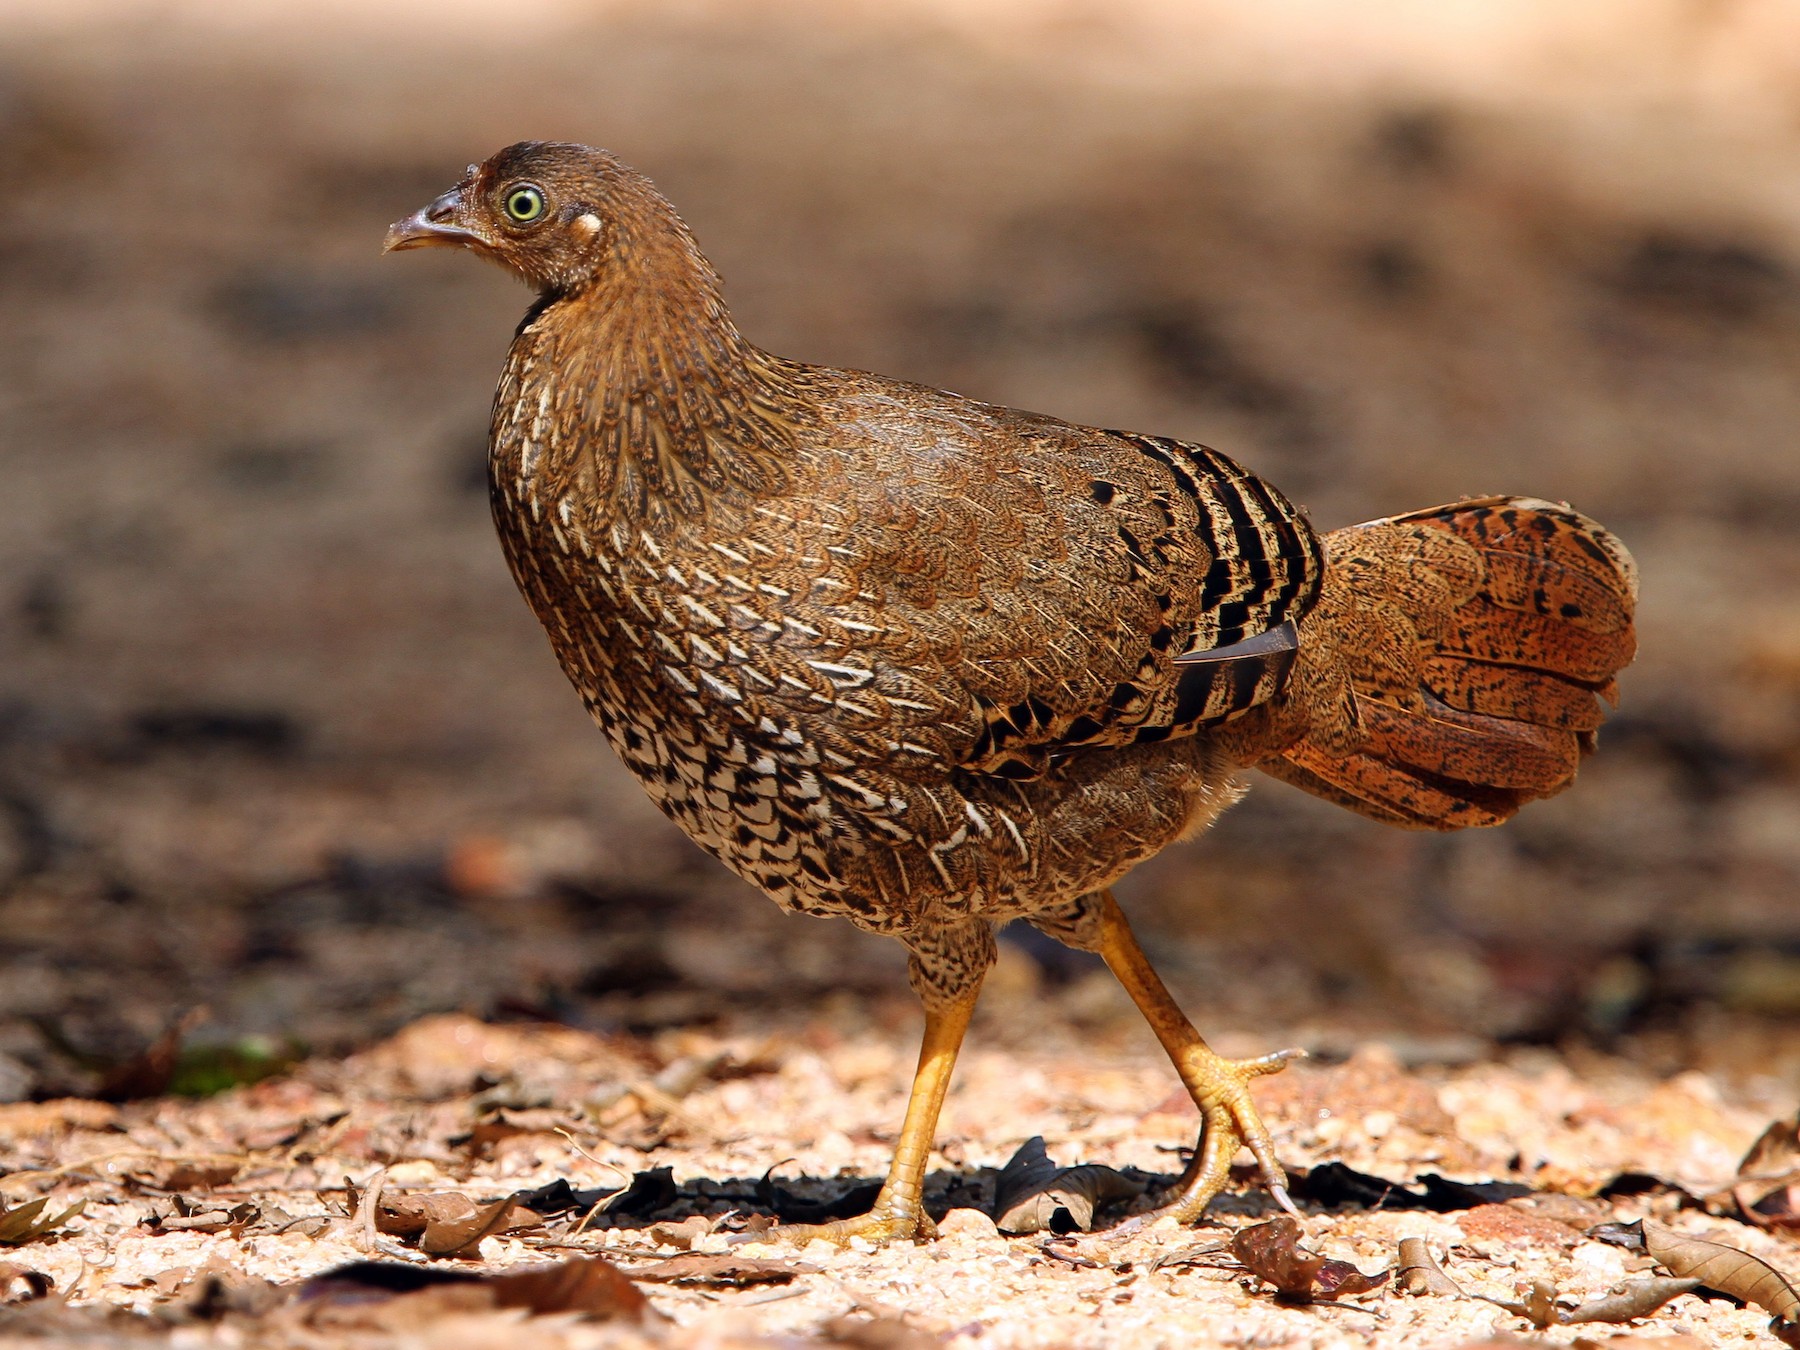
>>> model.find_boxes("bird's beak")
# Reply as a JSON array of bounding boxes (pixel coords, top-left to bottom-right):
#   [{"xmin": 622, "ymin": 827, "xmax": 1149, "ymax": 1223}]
[{"xmin": 383, "ymin": 188, "xmax": 480, "ymax": 253}]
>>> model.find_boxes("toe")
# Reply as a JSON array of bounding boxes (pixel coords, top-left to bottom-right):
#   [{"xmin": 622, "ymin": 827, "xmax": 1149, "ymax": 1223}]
[{"xmin": 766, "ymin": 1205, "xmax": 933, "ymax": 1247}]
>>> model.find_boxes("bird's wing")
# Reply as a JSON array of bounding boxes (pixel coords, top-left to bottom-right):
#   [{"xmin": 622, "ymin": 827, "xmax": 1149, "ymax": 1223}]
[{"xmin": 736, "ymin": 384, "xmax": 1325, "ymax": 782}]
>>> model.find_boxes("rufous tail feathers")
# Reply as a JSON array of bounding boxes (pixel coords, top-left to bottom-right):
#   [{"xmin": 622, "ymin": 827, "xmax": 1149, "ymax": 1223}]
[{"xmin": 1219, "ymin": 496, "xmax": 1638, "ymax": 829}]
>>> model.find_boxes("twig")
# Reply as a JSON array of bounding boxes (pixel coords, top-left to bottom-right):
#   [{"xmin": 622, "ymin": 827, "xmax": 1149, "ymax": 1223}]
[{"xmin": 352, "ymin": 1168, "xmax": 387, "ymax": 1254}]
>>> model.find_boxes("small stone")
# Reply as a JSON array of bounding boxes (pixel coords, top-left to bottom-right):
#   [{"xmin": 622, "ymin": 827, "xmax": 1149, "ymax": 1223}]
[
  {"xmin": 937, "ymin": 1207, "xmax": 1001, "ymax": 1240},
  {"xmin": 383, "ymin": 1160, "xmax": 439, "ymax": 1186}
]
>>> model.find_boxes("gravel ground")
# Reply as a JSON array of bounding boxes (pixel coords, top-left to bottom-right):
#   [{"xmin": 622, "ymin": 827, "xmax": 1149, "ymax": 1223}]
[{"xmin": 3, "ymin": 1004, "xmax": 1798, "ymax": 1347}]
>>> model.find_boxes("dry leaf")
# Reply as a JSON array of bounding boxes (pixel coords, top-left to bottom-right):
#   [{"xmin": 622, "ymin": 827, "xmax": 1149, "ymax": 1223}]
[
  {"xmin": 514, "ymin": 1178, "xmax": 588, "ymax": 1217},
  {"xmin": 1484, "ymin": 1274, "xmax": 1704, "ymax": 1330},
  {"xmin": 298, "ymin": 1256, "xmax": 654, "ymax": 1326},
  {"xmin": 1231, "ymin": 1217, "xmax": 1389, "ymax": 1302},
  {"xmin": 1730, "ymin": 1114, "xmax": 1800, "ymax": 1232},
  {"xmin": 1396, "ymin": 1237, "xmax": 1464, "ymax": 1296},
  {"xmin": 647, "ymin": 1214, "xmax": 717, "ymax": 1249},
  {"xmin": 1592, "ymin": 1219, "xmax": 1800, "ymax": 1338},
  {"xmin": 1486, "ymin": 1278, "xmax": 1562, "ymax": 1329},
  {"xmin": 1411, "ymin": 1223, "xmax": 1707, "ymax": 1333},
  {"xmin": 147, "ymin": 1198, "xmax": 260, "ymax": 1234},
  {"xmin": 151, "ymin": 1260, "xmax": 282, "ymax": 1323},
  {"xmin": 632, "ymin": 1252, "xmax": 815, "ymax": 1287},
  {"xmin": 353, "ymin": 1187, "xmax": 541, "ymax": 1258},
  {"xmin": 1739, "ymin": 1114, "xmax": 1800, "ymax": 1177},
  {"xmin": 594, "ymin": 1166, "xmax": 678, "ymax": 1221},
  {"xmin": 759, "ymin": 1164, "xmax": 881, "ymax": 1225},
  {"xmin": 992, "ymin": 1136, "xmax": 1142, "ymax": 1234},
  {"xmin": 1293, "ymin": 1162, "xmax": 1527, "ymax": 1212},
  {"xmin": 485, "ymin": 1257, "xmax": 655, "ymax": 1318},
  {"xmin": 0, "ymin": 1196, "xmax": 84, "ymax": 1246},
  {"xmin": 1561, "ymin": 1278, "xmax": 1705, "ymax": 1325},
  {"xmin": 1745, "ymin": 1185, "xmax": 1800, "ymax": 1234}
]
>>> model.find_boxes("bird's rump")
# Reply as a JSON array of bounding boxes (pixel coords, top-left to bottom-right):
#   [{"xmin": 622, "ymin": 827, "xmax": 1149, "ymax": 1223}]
[{"xmin": 1225, "ymin": 496, "xmax": 1638, "ymax": 828}]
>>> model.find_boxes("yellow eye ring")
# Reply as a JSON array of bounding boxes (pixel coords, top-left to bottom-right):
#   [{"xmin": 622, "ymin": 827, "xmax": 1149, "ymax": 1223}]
[{"xmin": 503, "ymin": 185, "xmax": 546, "ymax": 223}]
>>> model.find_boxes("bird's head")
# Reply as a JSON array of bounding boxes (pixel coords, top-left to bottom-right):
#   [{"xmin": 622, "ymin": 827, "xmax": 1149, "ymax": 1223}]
[{"xmin": 384, "ymin": 141, "xmax": 689, "ymax": 297}]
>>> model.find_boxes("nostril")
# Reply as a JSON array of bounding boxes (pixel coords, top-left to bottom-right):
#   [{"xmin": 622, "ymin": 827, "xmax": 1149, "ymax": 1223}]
[{"xmin": 426, "ymin": 191, "xmax": 460, "ymax": 222}]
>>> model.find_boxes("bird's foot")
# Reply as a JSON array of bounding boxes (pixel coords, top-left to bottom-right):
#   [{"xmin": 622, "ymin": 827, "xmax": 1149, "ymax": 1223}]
[
  {"xmin": 756, "ymin": 1198, "xmax": 935, "ymax": 1247},
  {"xmin": 1109, "ymin": 1046, "xmax": 1304, "ymax": 1235}
]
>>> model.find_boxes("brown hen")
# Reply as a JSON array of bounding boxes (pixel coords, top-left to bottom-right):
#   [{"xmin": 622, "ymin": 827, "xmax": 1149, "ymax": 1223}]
[{"xmin": 386, "ymin": 143, "xmax": 1637, "ymax": 1243}]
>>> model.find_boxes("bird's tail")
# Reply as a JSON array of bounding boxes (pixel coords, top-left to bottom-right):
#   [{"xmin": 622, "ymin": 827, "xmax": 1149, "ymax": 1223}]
[{"xmin": 1219, "ymin": 496, "xmax": 1638, "ymax": 829}]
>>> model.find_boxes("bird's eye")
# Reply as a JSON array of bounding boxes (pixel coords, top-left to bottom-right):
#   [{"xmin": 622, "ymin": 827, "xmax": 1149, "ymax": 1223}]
[{"xmin": 503, "ymin": 185, "xmax": 546, "ymax": 223}]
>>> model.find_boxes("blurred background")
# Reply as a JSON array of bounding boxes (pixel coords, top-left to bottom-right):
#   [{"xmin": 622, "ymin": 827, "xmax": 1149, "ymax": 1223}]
[{"xmin": 2, "ymin": 0, "xmax": 1798, "ymax": 1099}]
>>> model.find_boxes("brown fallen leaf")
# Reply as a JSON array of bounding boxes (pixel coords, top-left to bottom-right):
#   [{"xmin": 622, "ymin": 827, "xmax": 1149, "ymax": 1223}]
[
  {"xmin": 1395, "ymin": 1237, "xmax": 1464, "ymax": 1296},
  {"xmin": 647, "ymin": 1214, "xmax": 717, "ymax": 1249},
  {"xmin": 1486, "ymin": 1278, "xmax": 1562, "ymax": 1330},
  {"xmin": 1485, "ymin": 1274, "xmax": 1707, "ymax": 1331},
  {"xmin": 1561, "ymin": 1278, "xmax": 1705, "ymax": 1325},
  {"xmin": 631, "ymin": 1252, "xmax": 816, "ymax": 1287},
  {"xmin": 992, "ymin": 1136, "xmax": 1142, "ymax": 1235},
  {"xmin": 1729, "ymin": 1114, "xmax": 1800, "ymax": 1232},
  {"xmin": 1744, "ymin": 1184, "xmax": 1800, "ymax": 1233},
  {"xmin": 346, "ymin": 1183, "xmax": 542, "ymax": 1258},
  {"xmin": 485, "ymin": 1257, "xmax": 655, "ymax": 1318},
  {"xmin": 1405, "ymin": 1225, "xmax": 1710, "ymax": 1334},
  {"xmin": 589, "ymin": 1166, "xmax": 679, "ymax": 1222},
  {"xmin": 298, "ymin": 1256, "xmax": 656, "ymax": 1327},
  {"xmin": 146, "ymin": 1198, "xmax": 260, "ymax": 1235},
  {"xmin": 1231, "ymin": 1217, "xmax": 1389, "ymax": 1303},
  {"xmin": 0, "ymin": 1196, "xmax": 84, "ymax": 1246},
  {"xmin": 1591, "ymin": 1219, "xmax": 1800, "ymax": 1342},
  {"xmin": 1740, "ymin": 1114, "xmax": 1800, "ymax": 1177},
  {"xmin": 151, "ymin": 1259, "xmax": 283, "ymax": 1323}
]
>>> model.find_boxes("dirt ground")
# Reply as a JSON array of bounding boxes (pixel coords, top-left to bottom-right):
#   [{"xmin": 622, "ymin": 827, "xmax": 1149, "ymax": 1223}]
[{"xmin": 2, "ymin": 0, "xmax": 1799, "ymax": 1344}]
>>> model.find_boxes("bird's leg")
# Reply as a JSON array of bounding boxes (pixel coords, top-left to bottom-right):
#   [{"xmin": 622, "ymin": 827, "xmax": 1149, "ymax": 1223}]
[
  {"xmin": 765, "ymin": 920, "xmax": 992, "ymax": 1246},
  {"xmin": 766, "ymin": 979, "xmax": 980, "ymax": 1245},
  {"xmin": 1091, "ymin": 891, "xmax": 1302, "ymax": 1226}
]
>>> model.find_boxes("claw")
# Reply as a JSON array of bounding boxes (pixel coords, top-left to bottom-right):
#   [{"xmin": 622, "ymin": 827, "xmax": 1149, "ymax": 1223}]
[
  {"xmin": 1112, "ymin": 1045, "xmax": 1303, "ymax": 1230},
  {"xmin": 765, "ymin": 1204, "xmax": 935, "ymax": 1247}
]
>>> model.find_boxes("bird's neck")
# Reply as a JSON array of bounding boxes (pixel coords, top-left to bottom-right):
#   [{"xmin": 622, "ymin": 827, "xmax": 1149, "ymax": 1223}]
[{"xmin": 491, "ymin": 244, "xmax": 804, "ymax": 538}]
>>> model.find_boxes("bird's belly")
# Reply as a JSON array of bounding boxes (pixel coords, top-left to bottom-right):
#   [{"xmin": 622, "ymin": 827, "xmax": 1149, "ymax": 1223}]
[{"xmin": 584, "ymin": 693, "xmax": 858, "ymax": 919}]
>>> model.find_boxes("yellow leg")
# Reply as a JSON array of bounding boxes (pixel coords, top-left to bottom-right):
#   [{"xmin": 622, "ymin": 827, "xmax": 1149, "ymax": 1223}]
[
  {"xmin": 1094, "ymin": 891, "xmax": 1301, "ymax": 1226},
  {"xmin": 771, "ymin": 983, "xmax": 979, "ymax": 1245}
]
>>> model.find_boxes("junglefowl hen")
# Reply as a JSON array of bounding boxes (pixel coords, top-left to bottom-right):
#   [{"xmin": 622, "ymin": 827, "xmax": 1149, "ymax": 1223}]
[{"xmin": 386, "ymin": 142, "xmax": 1637, "ymax": 1243}]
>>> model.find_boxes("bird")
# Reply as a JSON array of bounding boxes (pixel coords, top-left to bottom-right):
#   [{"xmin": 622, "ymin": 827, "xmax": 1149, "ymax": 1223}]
[{"xmin": 385, "ymin": 141, "xmax": 1637, "ymax": 1244}]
